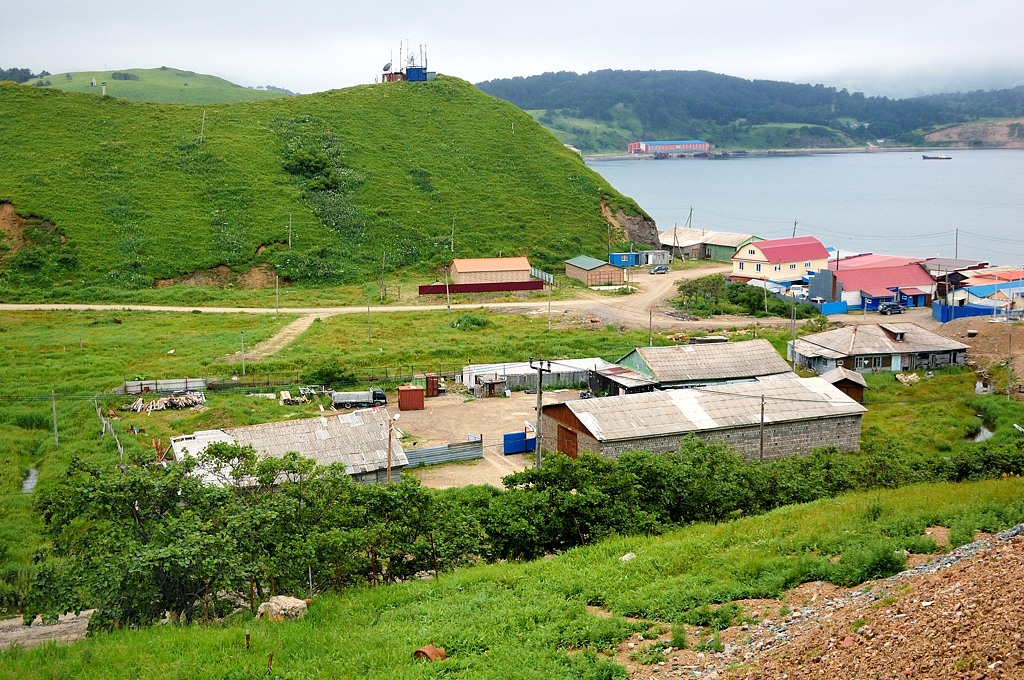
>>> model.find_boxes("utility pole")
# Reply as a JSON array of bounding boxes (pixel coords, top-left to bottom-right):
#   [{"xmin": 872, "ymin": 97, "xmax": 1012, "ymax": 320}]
[
  {"xmin": 547, "ymin": 283, "xmax": 552, "ymax": 330},
  {"xmin": 450, "ymin": 218, "xmax": 455, "ymax": 253},
  {"xmin": 790, "ymin": 298, "xmax": 797, "ymax": 370},
  {"xmin": 759, "ymin": 394, "xmax": 765, "ymax": 461},
  {"xmin": 792, "ymin": 219, "xmax": 798, "ymax": 238},
  {"xmin": 649, "ymin": 309, "xmax": 653, "ymax": 346},
  {"xmin": 288, "ymin": 214, "xmax": 292, "ymax": 248},
  {"xmin": 444, "ymin": 266, "xmax": 451, "ymax": 314},
  {"xmin": 529, "ymin": 358, "xmax": 551, "ymax": 469},
  {"xmin": 275, "ymin": 276, "xmax": 280, "ymax": 316}
]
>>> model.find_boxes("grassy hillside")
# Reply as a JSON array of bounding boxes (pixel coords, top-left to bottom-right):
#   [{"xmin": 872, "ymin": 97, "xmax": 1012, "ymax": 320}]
[
  {"xmin": 0, "ymin": 77, "xmax": 648, "ymax": 302},
  {"xmin": 28, "ymin": 66, "xmax": 291, "ymax": 104},
  {"xmin": 3, "ymin": 477, "xmax": 1023, "ymax": 678}
]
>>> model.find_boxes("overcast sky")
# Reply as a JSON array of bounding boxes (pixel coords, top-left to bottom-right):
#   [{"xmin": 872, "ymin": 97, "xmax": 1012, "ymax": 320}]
[{"xmin": 6, "ymin": 1, "xmax": 1023, "ymax": 96}]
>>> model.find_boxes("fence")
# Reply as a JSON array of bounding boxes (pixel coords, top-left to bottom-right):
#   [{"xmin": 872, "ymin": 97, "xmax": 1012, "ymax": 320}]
[
  {"xmin": 119, "ymin": 377, "xmax": 209, "ymax": 395},
  {"xmin": 94, "ymin": 402, "xmax": 124, "ymax": 460},
  {"xmin": 418, "ymin": 281, "xmax": 544, "ymax": 295},
  {"xmin": 405, "ymin": 440, "xmax": 484, "ymax": 468},
  {"xmin": 931, "ymin": 303, "xmax": 1001, "ymax": 323}
]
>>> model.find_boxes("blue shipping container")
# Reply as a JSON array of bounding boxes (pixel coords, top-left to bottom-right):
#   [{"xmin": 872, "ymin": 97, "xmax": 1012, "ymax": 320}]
[
  {"xmin": 406, "ymin": 66, "xmax": 427, "ymax": 82},
  {"xmin": 609, "ymin": 252, "xmax": 638, "ymax": 268}
]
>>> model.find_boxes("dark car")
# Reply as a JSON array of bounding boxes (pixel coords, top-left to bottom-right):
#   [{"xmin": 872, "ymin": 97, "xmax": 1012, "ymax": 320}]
[
  {"xmin": 878, "ymin": 302, "xmax": 906, "ymax": 315},
  {"xmin": 649, "ymin": 265, "xmax": 669, "ymax": 275}
]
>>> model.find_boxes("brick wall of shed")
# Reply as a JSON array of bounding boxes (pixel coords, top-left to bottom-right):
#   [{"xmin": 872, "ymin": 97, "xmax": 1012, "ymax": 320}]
[
  {"xmin": 451, "ymin": 269, "xmax": 531, "ymax": 284},
  {"xmin": 542, "ymin": 415, "xmax": 862, "ymax": 461}
]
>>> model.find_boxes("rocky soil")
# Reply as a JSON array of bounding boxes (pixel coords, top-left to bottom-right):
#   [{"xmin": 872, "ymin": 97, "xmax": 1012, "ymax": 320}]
[{"xmin": 619, "ymin": 525, "xmax": 1024, "ymax": 679}]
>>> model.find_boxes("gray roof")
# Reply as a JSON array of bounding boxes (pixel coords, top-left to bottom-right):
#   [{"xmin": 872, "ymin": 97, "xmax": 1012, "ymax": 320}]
[
  {"xmin": 626, "ymin": 339, "xmax": 792, "ymax": 383},
  {"xmin": 658, "ymin": 227, "xmax": 757, "ymax": 249},
  {"xmin": 595, "ymin": 365, "xmax": 657, "ymax": 389},
  {"xmin": 556, "ymin": 377, "xmax": 866, "ymax": 442},
  {"xmin": 793, "ymin": 323, "xmax": 969, "ymax": 360},
  {"xmin": 171, "ymin": 408, "xmax": 407, "ymax": 476},
  {"xmin": 565, "ymin": 255, "xmax": 609, "ymax": 270},
  {"xmin": 819, "ymin": 366, "xmax": 868, "ymax": 388}
]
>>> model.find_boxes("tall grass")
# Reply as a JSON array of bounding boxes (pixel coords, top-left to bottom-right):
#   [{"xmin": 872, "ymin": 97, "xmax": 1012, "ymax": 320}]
[{"xmin": 2, "ymin": 478, "xmax": 1021, "ymax": 679}]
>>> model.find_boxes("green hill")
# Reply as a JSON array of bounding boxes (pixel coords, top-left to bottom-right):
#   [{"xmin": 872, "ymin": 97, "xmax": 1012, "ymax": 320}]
[
  {"xmin": 26, "ymin": 66, "xmax": 293, "ymax": 104},
  {"xmin": 0, "ymin": 77, "xmax": 649, "ymax": 301}
]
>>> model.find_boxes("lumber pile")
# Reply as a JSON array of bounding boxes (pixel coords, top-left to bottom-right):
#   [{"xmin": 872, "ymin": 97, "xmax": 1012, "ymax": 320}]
[
  {"xmin": 894, "ymin": 373, "xmax": 920, "ymax": 386},
  {"xmin": 122, "ymin": 392, "xmax": 207, "ymax": 413}
]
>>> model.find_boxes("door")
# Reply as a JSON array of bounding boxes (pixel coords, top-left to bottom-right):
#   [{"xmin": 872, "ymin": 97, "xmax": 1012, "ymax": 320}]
[{"xmin": 557, "ymin": 425, "xmax": 578, "ymax": 459}]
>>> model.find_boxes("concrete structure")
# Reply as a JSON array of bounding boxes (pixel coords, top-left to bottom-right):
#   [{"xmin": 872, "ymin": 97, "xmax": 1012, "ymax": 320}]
[
  {"xmin": 731, "ymin": 236, "xmax": 829, "ymax": 284},
  {"xmin": 616, "ymin": 339, "xmax": 794, "ymax": 388},
  {"xmin": 170, "ymin": 408, "xmax": 407, "ymax": 484},
  {"xmin": 565, "ymin": 255, "xmax": 625, "ymax": 286},
  {"xmin": 541, "ymin": 377, "xmax": 865, "ymax": 461},
  {"xmin": 449, "ymin": 257, "xmax": 532, "ymax": 284},
  {"xmin": 658, "ymin": 227, "xmax": 759, "ymax": 262},
  {"xmin": 790, "ymin": 323, "xmax": 969, "ymax": 374}
]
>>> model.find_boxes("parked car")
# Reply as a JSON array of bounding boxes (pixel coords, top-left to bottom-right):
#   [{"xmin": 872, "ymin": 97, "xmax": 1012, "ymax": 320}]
[
  {"xmin": 649, "ymin": 265, "xmax": 669, "ymax": 275},
  {"xmin": 878, "ymin": 302, "xmax": 906, "ymax": 315}
]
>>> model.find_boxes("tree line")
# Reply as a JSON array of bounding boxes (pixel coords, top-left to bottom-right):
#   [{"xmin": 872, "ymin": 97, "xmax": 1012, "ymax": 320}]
[
  {"xmin": 22, "ymin": 427, "xmax": 1024, "ymax": 633},
  {"xmin": 477, "ymin": 70, "xmax": 1024, "ymax": 150}
]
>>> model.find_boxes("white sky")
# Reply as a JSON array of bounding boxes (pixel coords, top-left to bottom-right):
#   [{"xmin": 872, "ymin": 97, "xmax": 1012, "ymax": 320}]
[{"xmin": 5, "ymin": 0, "xmax": 1023, "ymax": 96}]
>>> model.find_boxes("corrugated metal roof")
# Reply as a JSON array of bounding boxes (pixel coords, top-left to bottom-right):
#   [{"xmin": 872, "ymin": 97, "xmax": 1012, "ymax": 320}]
[
  {"xmin": 793, "ymin": 323, "xmax": 968, "ymax": 360},
  {"xmin": 560, "ymin": 377, "xmax": 865, "ymax": 442},
  {"xmin": 171, "ymin": 409, "xmax": 407, "ymax": 475},
  {"xmin": 565, "ymin": 255, "xmax": 608, "ymax": 270},
  {"xmin": 450, "ymin": 257, "xmax": 531, "ymax": 273},
  {"xmin": 834, "ymin": 263, "xmax": 935, "ymax": 293},
  {"xmin": 627, "ymin": 339, "xmax": 792, "ymax": 383},
  {"xmin": 747, "ymin": 236, "xmax": 829, "ymax": 263},
  {"xmin": 658, "ymin": 227, "xmax": 757, "ymax": 249},
  {"xmin": 595, "ymin": 365, "xmax": 657, "ymax": 389}
]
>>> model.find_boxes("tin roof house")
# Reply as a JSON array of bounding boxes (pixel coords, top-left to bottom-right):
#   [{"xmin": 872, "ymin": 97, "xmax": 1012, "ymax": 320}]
[
  {"xmin": 170, "ymin": 408, "xmax": 407, "ymax": 485},
  {"xmin": 731, "ymin": 236, "xmax": 829, "ymax": 285},
  {"xmin": 541, "ymin": 377, "xmax": 865, "ymax": 461},
  {"xmin": 790, "ymin": 323, "xmax": 968, "ymax": 374},
  {"xmin": 614, "ymin": 339, "xmax": 794, "ymax": 389}
]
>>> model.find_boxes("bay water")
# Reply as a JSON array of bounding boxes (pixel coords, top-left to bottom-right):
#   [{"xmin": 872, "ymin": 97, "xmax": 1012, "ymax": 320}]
[{"xmin": 587, "ymin": 149, "xmax": 1024, "ymax": 267}]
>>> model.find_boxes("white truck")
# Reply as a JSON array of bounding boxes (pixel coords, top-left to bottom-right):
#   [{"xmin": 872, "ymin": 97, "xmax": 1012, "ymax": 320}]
[{"xmin": 329, "ymin": 388, "xmax": 387, "ymax": 409}]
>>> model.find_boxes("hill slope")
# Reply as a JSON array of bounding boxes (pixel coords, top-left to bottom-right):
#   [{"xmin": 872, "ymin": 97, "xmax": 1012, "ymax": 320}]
[
  {"xmin": 0, "ymin": 77, "xmax": 651, "ymax": 298},
  {"xmin": 28, "ymin": 66, "xmax": 292, "ymax": 104}
]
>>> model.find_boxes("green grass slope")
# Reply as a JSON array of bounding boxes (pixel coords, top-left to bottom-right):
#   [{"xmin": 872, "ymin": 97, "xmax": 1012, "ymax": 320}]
[
  {"xmin": 2, "ymin": 478, "xmax": 1022, "ymax": 678},
  {"xmin": 28, "ymin": 66, "xmax": 291, "ymax": 104},
  {"xmin": 0, "ymin": 77, "xmax": 648, "ymax": 301}
]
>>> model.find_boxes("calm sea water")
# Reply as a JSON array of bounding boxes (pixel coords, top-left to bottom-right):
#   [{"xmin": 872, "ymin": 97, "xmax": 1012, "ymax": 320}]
[{"xmin": 587, "ymin": 150, "xmax": 1024, "ymax": 267}]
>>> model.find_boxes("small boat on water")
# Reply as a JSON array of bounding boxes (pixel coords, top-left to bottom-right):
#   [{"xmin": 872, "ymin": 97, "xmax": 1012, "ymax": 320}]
[{"xmin": 922, "ymin": 154, "xmax": 952, "ymax": 160}]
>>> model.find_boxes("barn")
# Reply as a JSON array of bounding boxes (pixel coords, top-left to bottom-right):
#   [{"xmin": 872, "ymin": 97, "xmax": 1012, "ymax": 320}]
[
  {"xmin": 540, "ymin": 377, "xmax": 865, "ymax": 461},
  {"xmin": 564, "ymin": 255, "xmax": 625, "ymax": 286}
]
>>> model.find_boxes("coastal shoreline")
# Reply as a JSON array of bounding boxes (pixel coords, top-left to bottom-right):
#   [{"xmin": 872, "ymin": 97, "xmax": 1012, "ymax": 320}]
[{"xmin": 584, "ymin": 145, "xmax": 1023, "ymax": 162}]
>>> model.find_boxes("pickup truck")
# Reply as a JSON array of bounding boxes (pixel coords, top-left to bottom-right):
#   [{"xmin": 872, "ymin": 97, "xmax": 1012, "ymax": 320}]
[{"xmin": 329, "ymin": 388, "xmax": 387, "ymax": 408}]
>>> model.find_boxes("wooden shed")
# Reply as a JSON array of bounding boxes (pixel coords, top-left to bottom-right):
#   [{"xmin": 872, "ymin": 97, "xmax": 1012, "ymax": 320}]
[{"xmin": 564, "ymin": 255, "xmax": 624, "ymax": 286}]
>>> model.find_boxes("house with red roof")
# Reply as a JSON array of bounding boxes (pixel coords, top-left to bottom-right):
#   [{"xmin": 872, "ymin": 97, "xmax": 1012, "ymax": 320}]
[
  {"xmin": 730, "ymin": 236, "xmax": 829, "ymax": 285},
  {"xmin": 811, "ymin": 262, "xmax": 937, "ymax": 311}
]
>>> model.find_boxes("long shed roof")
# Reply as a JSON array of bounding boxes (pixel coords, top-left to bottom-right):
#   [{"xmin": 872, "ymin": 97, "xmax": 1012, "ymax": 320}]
[
  {"xmin": 793, "ymin": 323, "xmax": 968, "ymax": 360},
  {"xmin": 554, "ymin": 377, "xmax": 865, "ymax": 442},
  {"xmin": 450, "ymin": 257, "xmax": 531, "ymax": 273},
  {"xmin": 623, "ymin": 339, "xmax": 792, "ymax": 383},
  {"xmin": 171, "ymin": 409, "xmax": 407, "ymax": 475},
  {"xmin": 658, "ymin": 227, "xmax": 757, "ymax": 249}
]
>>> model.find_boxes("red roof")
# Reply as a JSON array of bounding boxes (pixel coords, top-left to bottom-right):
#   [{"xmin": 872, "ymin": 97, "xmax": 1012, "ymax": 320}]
[
  {"xmin": 450, "ymin": 257, "xmax": 531, "ymax": 273},
  {"xmin": 751, "ymin": 236, "xmax": 829, "ymax": 263},
  {"xmin": 830, "ymin": 253, "xmax": 923, "ymax": 270},
  {"xmin": 835, "ymin": 264, "xmax": 935, "ymax": 294}
]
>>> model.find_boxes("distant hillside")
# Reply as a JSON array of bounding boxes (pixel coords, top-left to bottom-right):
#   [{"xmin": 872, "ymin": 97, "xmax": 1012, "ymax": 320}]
[
  {"xmin": 23, "ymin": 66, "xmax": 292, "ymax": 105},
  {"xmin": 0, "ymin": 77, "xmax": 650, "ymax": 297},
  {"xmin": 477, "ymin": 70, "xmax": 1024, "ymax": 153}
]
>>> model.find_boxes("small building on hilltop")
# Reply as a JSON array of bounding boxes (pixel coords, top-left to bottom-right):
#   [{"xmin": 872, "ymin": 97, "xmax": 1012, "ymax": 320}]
[
  {"xmin": 614, "ymin": 339, "xmax": 794, "ymax": 389},
  {"xmin": 790, "ymin": 323, "xmax": 969, "ymax": 374},
  {"xmin": 170, "ymin": 408, "xmax": 407, "ymax": 484},
  {"xmin": 565, "ymin": 255, "xmax": 625, "ymax": 286},
  {"xmin": 541, "ymin": 377, "xmax": 866, "ymax": 460}
]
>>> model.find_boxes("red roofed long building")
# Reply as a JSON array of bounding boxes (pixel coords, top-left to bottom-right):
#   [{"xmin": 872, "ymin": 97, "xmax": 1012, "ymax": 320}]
[
  {"xmin": 819, "ymin": 263, "xmax": 937, "ymax": 310},
  {"xmin": 730, "ymin": 236, "xmax": 829, "ymax": 284}
]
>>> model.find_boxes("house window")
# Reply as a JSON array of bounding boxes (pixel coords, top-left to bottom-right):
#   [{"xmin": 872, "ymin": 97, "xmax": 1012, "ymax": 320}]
[
  {"xmin": 738, "ymin": 262, "xmax": 745, "ymax": 271},
  {"xmin": 855, "ymin": 357, "xmax": 868, "ymax": 369},
  {"xmin": 804, "ymin": 261, "xmax": 811, "ymax": 267},
  {"xmin": 755, "ymin": 263, "xmax": 762, "ymax": 273},
  {"xmin": 774, "ymin": 264, "xmax": 781, "ymax": 272},
  {"xmin": 872, "ymin": 356, "xmax": 883, "ymax": 369},
  {"xmin": 789, "ymin": 263, "xmax": 797, "ymax": 270},
  {"xmin": 748, "ymin": 249, "xmax": 756, "ymax": 255}
]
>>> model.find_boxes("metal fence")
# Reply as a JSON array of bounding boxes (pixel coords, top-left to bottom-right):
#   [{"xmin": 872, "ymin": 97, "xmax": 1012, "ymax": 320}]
[{"xmin": 405, "ymin": 440, "xmax": 484, "ymax": 468}]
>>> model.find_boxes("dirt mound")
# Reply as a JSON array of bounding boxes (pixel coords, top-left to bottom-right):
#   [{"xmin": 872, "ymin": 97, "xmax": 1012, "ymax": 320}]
[
  {"xmin": 925, "ymin": 118, "xmax": 1024, "ymax": 147},
  {"xmin": 155, "ymin": 264, "xmax": 280, "ymax": 289},
  {"xmin": 617, "ymin": 526, "xmax": 1024, "ymax": 679}
]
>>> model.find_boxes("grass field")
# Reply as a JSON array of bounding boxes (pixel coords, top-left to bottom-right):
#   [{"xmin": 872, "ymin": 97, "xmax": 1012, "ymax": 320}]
[
  {"xmin": 31, "ymin": 67, "xmax": 291, "ymax": 104},
  {"xmin": 2, "ymin": 478, "xmax": 1022, "ymax": 679}
]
